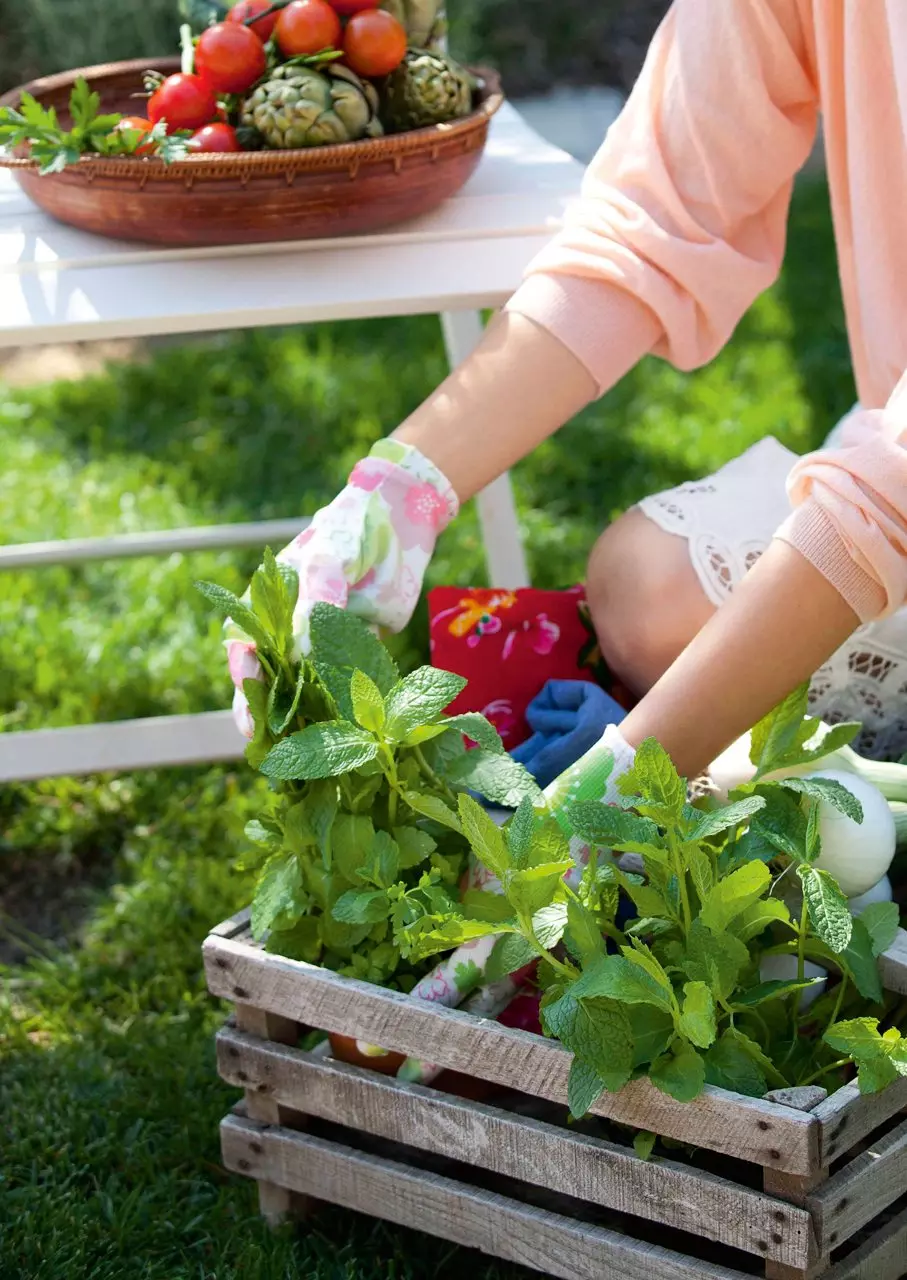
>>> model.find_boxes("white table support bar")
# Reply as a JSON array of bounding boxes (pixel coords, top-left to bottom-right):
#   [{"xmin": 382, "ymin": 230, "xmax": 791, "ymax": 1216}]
[{"xmin": 0, "ymin": 517, "xmax": 312, "ymax": 569}]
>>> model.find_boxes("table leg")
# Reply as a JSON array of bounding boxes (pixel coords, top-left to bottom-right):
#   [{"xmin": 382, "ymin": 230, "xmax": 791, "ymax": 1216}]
[{"xmin": 440, "ymin": 311, "xmax": 531, "ymax": 590}]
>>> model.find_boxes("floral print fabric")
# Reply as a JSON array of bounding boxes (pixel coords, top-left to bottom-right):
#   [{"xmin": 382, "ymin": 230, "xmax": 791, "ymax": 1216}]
[{"xmin": 427, "ymin": 585, "xmax": 598, "ymax": 747}]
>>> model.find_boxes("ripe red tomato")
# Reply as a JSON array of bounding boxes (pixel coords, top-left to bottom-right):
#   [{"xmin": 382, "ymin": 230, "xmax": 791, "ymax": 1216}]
[
  {"xmin": 342, "ymin": 9, "xmax": 406, "ymax": 77},
  {"xmin": 227, "ymin": 0, "xmax": 280, "ymax": 41},
  {"xmin": 115, "ymin": 116, "xmax": 156, "ymax": 155},
  {"xmin": 330, "ymin": 0, "xmax": 380, "ymax": 12},
  {"xmin": 328, "ymin": 1034, "xmax": 406, "ymax": 1075},
  {"xmin": 275, "ymin": 0, "xmax": 342, "ymax": 57},
  {"xmin": 195, "ymin": 22, "xmax": 268, "ymax": 94},
  {"xmin": 147, "ymin": 74, "xmax": 218, "ymax": 135},
  {"xmin": 188, "ymin": 122, "xmax": 243, "ymax": 152}
]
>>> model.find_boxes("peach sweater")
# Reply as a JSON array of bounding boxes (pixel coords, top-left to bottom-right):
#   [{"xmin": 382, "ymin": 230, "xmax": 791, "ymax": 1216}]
[{"xmin": 507, "ymin": 0, "xmax": 907, "ymax": 622}]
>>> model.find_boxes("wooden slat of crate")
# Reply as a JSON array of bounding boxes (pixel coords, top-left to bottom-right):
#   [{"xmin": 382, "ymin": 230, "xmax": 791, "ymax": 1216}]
[
  {"xmin": 878, "ymin": 929, "xmax": 907, "ymax": 995},
  {"xmin": 216, "ymin": 1025, "xmax": 815, "ymax": 1268},
  {"xmin": 813, "ymin": 1076, "xmax": 907, "ymax": 1165},
  {"xmin": 807, "ymin": 1115, "xmax": 907, "ymax": 1254},
  {"xmin": 220, "ymin": 1112, "xmax": 757, "ymax": 1280},
  {"xmin": 825, "ymin": 1203, "xmax": 907, "ymax": 1280},
  {"xmin": 204, "ymin": 933, "xmax": 820, "ymax": 1175}
]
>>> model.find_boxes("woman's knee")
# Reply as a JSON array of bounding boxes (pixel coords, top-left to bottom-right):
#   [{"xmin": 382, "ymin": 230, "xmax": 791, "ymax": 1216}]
[{"xmin": 586, "ymin": 508, "xmax": 715, "ymax": 693}]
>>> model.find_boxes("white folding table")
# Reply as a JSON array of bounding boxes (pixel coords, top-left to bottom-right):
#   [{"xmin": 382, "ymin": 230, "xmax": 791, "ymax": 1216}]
[{"xmin": 0, "ymin": 104, "xmax": 584, "ymax": 782}]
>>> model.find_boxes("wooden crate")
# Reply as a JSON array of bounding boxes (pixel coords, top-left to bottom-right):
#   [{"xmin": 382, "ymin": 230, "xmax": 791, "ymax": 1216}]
[{"xmin": 205, "ymin": 912, "xmax": 907, "ymax": 1280}]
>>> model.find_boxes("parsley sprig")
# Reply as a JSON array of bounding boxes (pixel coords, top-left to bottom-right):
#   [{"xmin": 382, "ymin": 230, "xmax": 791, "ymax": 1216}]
[{"xmin": 0, "ymin": 77, "xmax": 189, "ymax": 175}]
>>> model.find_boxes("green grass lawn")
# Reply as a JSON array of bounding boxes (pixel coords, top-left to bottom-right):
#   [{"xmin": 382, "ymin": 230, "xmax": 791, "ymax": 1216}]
[{"xmin": 0, "ymin": 177, "xmax": 855, "ymax": 1280}]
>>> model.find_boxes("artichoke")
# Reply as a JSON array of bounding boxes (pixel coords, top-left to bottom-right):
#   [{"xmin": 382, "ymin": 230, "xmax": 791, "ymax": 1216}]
[
  {"xmin": 380, "ymin": 50, "xmax": 474, "ymax": 133},
  {"xmin": 380, "ymin": 0, "xmax": 445, "ymax": 50},
  {"xmin": 241, "ymin": 63, "xmax": 383, "ymax": 149}
]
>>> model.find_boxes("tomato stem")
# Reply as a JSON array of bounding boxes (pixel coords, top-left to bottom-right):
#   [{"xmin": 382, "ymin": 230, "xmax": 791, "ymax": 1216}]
[{"xmin": 242, "ymin": 0, "xmax": 291, "ymax": 28}]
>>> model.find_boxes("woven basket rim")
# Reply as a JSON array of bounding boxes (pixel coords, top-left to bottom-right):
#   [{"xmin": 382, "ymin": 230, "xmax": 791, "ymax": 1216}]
[{"xmin": 0, "ymin": 55, "xmax": 503, "ymax": 180}]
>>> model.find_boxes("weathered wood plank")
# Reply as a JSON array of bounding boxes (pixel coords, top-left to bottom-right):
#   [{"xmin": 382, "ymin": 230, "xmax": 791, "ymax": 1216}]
[
  {"xmin": 204, "ymin": 933, "xmax": 820, "ymax": 1175},
  {"xmin": 216, "ymin": 1026, "xmax": 815, "ymax": 1267},
  {"xmin": 825, "ymin": 1204, "xmax": 907, "ymax": 1280},
  {"xmin": 807, "ymin": 1115, "xmax": 907, "ymax": 1253},
  {"xmin": 220, "ymin": 1113, "xmax": 754, "ymax": 1280},
  {"xmin": 209, "ymin": 908, "xmax": 252, "ymax": 940},
  {"xmin": 233, "ymin": 1005, "xmax": 306, "ymax": 1225},
  {"xmin": 814, "ymin": 1075, "xmax": 907, "ymax": 1166},
  {"xmin": 878, "ymin": 928, "xmax": 907, "ymax": 996}
]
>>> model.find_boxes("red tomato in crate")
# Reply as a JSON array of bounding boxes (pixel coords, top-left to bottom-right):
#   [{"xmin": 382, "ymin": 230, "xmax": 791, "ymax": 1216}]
[
  {"xmin": 343, "ymin": 9, "xmax": 407, "ymax": 78},
  {"xmin": 188, "ymin": 122, "xmax": 243, "ymax": 152},
  {"xmin": 147, "ymin": 74, "xmax": 218, "ymax": 134},
  {"xmin": 275, "ymin": 0, "xmax": 343, "ymax": 57},
  {"xmin": 227, "ymin": 0, "xmax": 281, "ymax": 41},
  {"xmin": 329, "ymin": 1033, "xmax": 406, "ymax": 1075},
  {"xmin": 330, "ymin": 0, "xmax": 380, "ymax": 13},
  {"xmin": 195, "ymin": 22, "xmax": 268, "ymax": 94}
]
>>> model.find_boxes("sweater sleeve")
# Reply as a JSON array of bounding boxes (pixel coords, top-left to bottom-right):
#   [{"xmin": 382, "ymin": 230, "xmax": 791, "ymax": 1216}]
[
  {"xmin": 775, "ymin": 377, "xmax": 907, "ymax": 621},
  {"xmin": 506, "ymin": 0, "xmax": 819, "ymax": 394}
]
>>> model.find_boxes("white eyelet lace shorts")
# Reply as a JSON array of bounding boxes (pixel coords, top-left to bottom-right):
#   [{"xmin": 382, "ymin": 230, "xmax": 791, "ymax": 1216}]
[{"xmin": 637, "ymin": 406, "xmax": 907, "ymax": 760}]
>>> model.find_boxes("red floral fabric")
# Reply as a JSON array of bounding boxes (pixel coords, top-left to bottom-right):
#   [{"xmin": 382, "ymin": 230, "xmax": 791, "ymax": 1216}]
[{"xmin": 427, "ymin": 585, "xmax": 597, "ymax": 748}]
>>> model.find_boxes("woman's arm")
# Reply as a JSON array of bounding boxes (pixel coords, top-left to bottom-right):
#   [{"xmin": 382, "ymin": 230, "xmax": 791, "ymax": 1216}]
[{"xmin": 620, "ymin": 540, "xmax": 859, "ymax": 778}]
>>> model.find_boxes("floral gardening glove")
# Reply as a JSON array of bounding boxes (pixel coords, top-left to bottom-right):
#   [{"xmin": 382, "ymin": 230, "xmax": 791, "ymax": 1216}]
[{"xmin": 225, "ymin": 439, "xmax": 459, "ymax": 736}]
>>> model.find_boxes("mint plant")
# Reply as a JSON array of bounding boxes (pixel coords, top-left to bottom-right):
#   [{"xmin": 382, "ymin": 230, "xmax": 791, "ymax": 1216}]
[
  {"xmin": 197, "ymin": 553, "xmax": 540, "ymax": 989},
  {"xmin": 389, "ymin": 685, "xmax": 903, "ymax": 1114}
]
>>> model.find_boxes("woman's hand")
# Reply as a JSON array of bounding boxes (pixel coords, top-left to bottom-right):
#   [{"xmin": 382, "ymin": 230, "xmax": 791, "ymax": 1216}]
[{"xmin": 225, "ymin": 439, "xmax": 458, "ymax": 736}]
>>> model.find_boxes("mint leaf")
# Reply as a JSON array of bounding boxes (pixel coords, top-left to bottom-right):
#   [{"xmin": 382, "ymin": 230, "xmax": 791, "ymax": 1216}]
[
  {"xmin": 393, "ymin": 826, "xmax": 436, "ymax": 870},
  {"xmin": 458, "ymin": 794, "xmax": 510, "ymax": 878},
  {"xmin": 309, "ymin": 603, "xmax": 398, "ymax": 694},
  {"xmin": 313, "ymin": 662, "xmax": 356, "ymax": 722},
  {"xmin": 858, "ymin": 901, "xmax": 900, "ymax": 957},
  {"xmin": 306, "ymin": 779, "xmax": 338, "ymax": 867},
  {"xmin": 506, "ymin": 798, "xmax": 536, "ymax": 868},
  {"xmin": 486, "ymin": 934, "xmax": 537, "ymax": 982},
  {"xmin": 267, "ymin": 665, "xmax": 305, "ymax": 736},
  {"xmin": 331, "ymin": 814, "xmax": 375, "ymax": 883},
  {"xmin": 627, "ymin": 1005, "xmax": 675, "ymax": 1067},
  {"xmin": 506, "ymin": 863, "xmax": 572, "ymax": 918},
  {"xmin": 570, "ymin": 955, "xmax": 673, "ymax": 1012},
  {"xmin": 699, "ymin": 861, "xmax": 771, "ymax": 933},
  {"xmin": 824, "ymin": 1016, "xmax": 886, "ymax": 1057},
  {"xmin": 620, "ymin": 737, "xmax": 686, "ymax": 821},
  {"xmin": 750, "ymin": 685, "xmax": 810, "ymax": 771},
  {"xmin": 359, "ymin": 830, "xmax": 400, "ymax": 889},
  {"xmin": 723, "ymin": 1027, "xmax": 784, "ymax": 1089},
  {"xmin": 688, "ymin": 795, "xmax": 766, "ymax": 841},
  {"xmin": 688, "ymin": 847, "xmax": 715, "ymax": 905},
  {"xmin": 779, "ymin": 776, "xmax": 864, "ymax": 823},
  {"xmin": 446, "ymin": 751, "xmax": 543, "ymax": 808},
  {"xmin": 401, "ymin": 917, "xmax": 502, "ymax": 962},
  {"xmin": 544, "ymin": 994, "xmax": 634, "ymax": 1092},
  {"xmin": 566, "ymin": 802, "xmax": 661, "ymax": 853},
  {"xmin": 332, "ymin": 889, "xmax": 390, "ymax": 924},
  {"xmin": 732, "ymin": 979, "xmax": 821, "ymax": 1009},
  {"xmin": 260, "ymin": 723, "xmax": 378, "ymax": 781},
  {"xmin": 798, "ymin": 865, "xmax": 853, "ymax": 954},
  {"xmin": 251, "ymin": 853, "xmax": 305, "ymax": 938},
  {"xmin": 461, "ymin": 888, "xmax": 514, "ymax": 924},
  {"xmin": 567, "ymin": 1059, "xmax": 606, "ymax": 1119},
  {"xmin": 683, "ymin": 920, "xmax": 749, "ymax": 1002},
  {"xmin": 533, "ymin": 902, "xmax": 569, "ymax": 948},
  {"xmin": 564, "ymin": 899, "xmax": 606, "ymax": 966},
  {"xmin": 679, "ymin": 982, "xmax": 717, "ymax": 1049},
  {"xmin": 750, "ymin": 785, "xmax": 808, "ymax": 860},
  {"xmin": 731, "ymin": 896, "xmax": 792, "ymax": 942},
  {"xmin": 705, "ymin": 1031, "xmax": 767, "ymax": 1098},
  {"xmin": 404, "ymin": 789, "xmax": 462, "ymax": 833},
  {"xmin": 842, "ymin": 919, "xmax": 884, "ymax": 1002},
  {"xmin": 650, "ymin": 1043, "xmax": 706, "ymax": 1102},
  {"xmin": 383, "ymin": 666, "xmax": 466, "ymax": 741},
  {"xmin": 444, "ymin": 712, "xmax": 504, "ymax": 753},
  {"xmin": 250, "ymin": 549, "xmax": 295, "ymax": 654},
  {"xmin": 350, "ymin": 670, "xmax": 385, "ymax": 733},
  {"xmin": 195, "ymin": 580, "xmax": 270, "ymax": 650},
  {"xmin": 633, "ymin": 1130, "xmax": 657, "ymax": 1161},
  {"xmin": 854, "ymin": 1055, "xmax": 901, "ymax": 1093},
  {"xmin": 805, "ymin": 799, "xmax": 821, "ymax": 864}
]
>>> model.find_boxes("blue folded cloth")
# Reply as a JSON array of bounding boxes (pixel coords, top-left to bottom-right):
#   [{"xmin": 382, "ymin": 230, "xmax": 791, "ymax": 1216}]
[{"xmin": 510, "ymin": 679, "xmax": 627, "ymax": 790}]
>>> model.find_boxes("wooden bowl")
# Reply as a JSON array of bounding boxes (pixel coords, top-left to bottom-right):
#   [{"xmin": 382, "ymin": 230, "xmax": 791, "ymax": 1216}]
[{"xmin": 0, "ymin": 57, "xmax": 503, "ymax": 246}]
